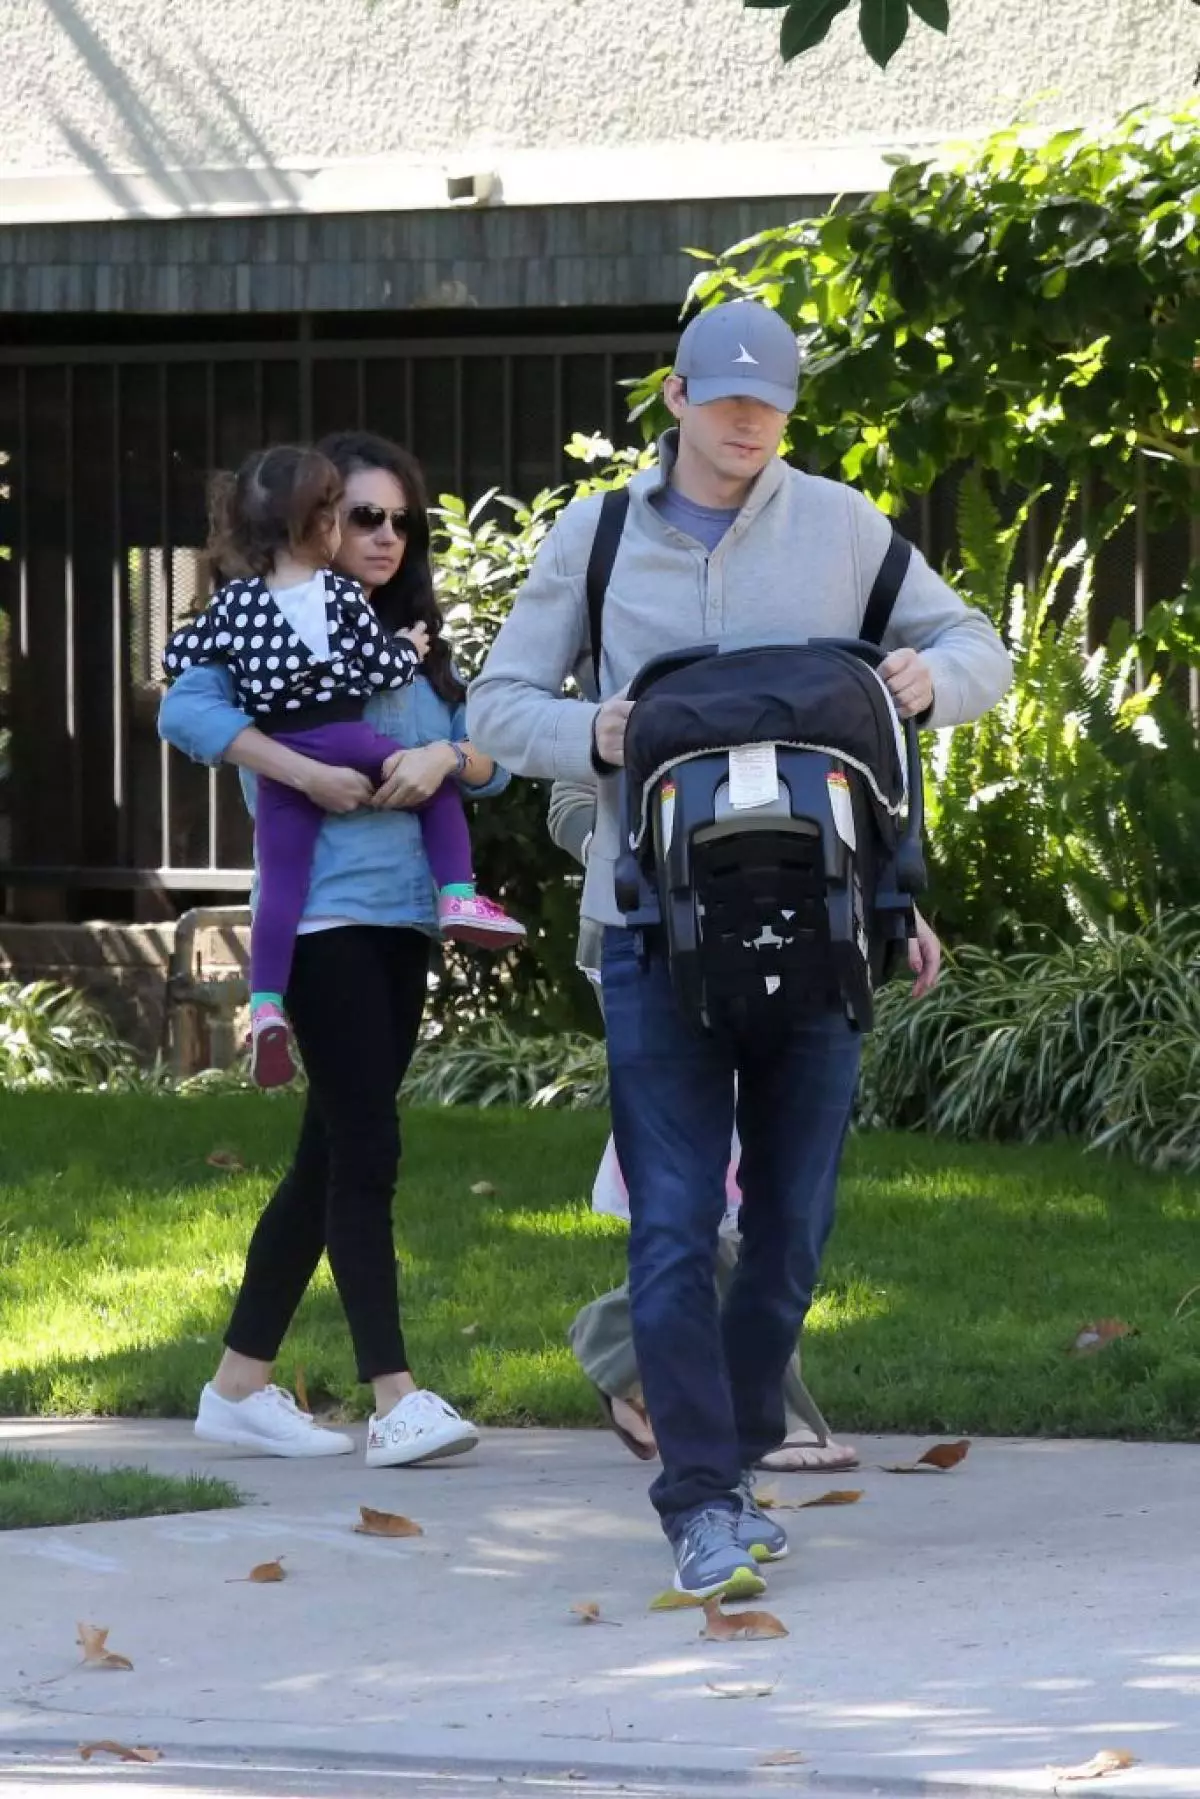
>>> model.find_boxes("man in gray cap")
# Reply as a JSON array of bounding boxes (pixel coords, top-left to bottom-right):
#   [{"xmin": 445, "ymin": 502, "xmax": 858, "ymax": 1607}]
[{"xmin": 468, "ymin": 299, "xmax": 1011, "ymax": 1600}]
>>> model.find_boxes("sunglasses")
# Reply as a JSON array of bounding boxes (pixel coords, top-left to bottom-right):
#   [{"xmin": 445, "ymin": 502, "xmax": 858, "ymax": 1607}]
[{"xmin": 345, "ymin": 503, "xmax": 412, "ymax": 534}]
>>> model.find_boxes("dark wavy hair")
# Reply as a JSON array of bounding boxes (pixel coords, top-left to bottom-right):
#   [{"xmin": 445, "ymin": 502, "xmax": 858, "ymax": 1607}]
[{"xmin": 315, "ymin": 430, "xmax": 465, "ymax": 706}]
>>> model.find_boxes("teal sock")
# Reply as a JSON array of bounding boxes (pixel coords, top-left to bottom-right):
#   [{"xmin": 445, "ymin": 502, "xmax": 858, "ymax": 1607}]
[
  {"xmin": 251, "ymin": 991, "xmax": 284, "ymax": 1011},
  {"xmin": 441, "ymin": 883, "xmax": 476, "ymax": 899}
]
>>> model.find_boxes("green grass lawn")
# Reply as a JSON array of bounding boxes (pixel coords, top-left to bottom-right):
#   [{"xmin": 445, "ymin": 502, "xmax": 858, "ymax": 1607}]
[
  {"xmin": 0, "ymin": 1452, "xmax": 240, "ymax": 1530},
  {"xmin": 1, "ymin": 1091, "xmax": 1197, "ymax": 1439}
]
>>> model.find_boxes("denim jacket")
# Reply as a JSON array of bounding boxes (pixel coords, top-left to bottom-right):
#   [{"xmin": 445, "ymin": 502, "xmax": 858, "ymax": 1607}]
[{"xmin": 158, "ymin": 664, "xmax": 510, "ymax": 935}]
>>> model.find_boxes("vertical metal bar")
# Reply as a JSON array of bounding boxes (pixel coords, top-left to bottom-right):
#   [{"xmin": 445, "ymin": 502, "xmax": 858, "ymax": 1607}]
[
  {"xmin": 253, "ymin": 357, "xmax": 265, "ymax": 445},
  {"xmin": 356, "ymin": 357, "xmax": 366, "ymax": 430},
  {"xmin": 453, "ymin": 356, "xmax": 465, "ymax": 498},
  {"xmin": 1132, "ymin": 458, "xmax": 1148, "ymax": 693},
  {"xmin": 13, "ymin": 366, "xmax": 29, "ymax": 873},
  {"xmin": 552, "ymin": 353, "xmax": 564, "ymax": 483},
  {"xmin": 501, "ymin": 356, "xmax": 514, "ymax": 496},
  {"xmin": 602, "ymin": 351, "xmax": 615, "ymax": 443},
  {"xmin": 112, "ymin": 363, "xmax": 130, "ymax": 865},
  {"xmin": 205, "ymin": 359, "xmax": 220, "ymax": 869},
  {"xmin": 158, "ymin": 362, "xmax": 172, "ymax": 869},
  {"xmin": 16, "ymin": 367, "xmax": 28, "ymax": 662},
  {"xmin": 404, "ymin": 356, "xmax": 414, "ymax": 448},
  {"xmin": 298, "ymin": 314, "xmax": 314, "ymax": 440},
  {"xmin": 64, "ymin": 364, "xmax": 84, "ymax": 865}
]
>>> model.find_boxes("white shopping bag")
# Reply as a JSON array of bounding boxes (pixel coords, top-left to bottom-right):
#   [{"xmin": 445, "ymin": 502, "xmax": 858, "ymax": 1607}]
[{"xmin": 592, "ymin": 1130, "xmax": 743, "ymax": 1232}]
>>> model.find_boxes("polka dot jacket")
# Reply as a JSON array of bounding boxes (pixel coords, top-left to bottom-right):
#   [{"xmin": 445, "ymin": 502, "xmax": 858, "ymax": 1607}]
[{"xmin": 160, "ymin": 571, "xmax": 421, "ymax": 725}]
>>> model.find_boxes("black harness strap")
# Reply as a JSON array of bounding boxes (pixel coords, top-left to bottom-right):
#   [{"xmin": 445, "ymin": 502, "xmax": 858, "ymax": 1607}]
[
  {"xmin": 586, "ymin": 487, "xmax": 631, "ymax": 692},
  {"xmin": 860, "ymin": 528, "xmax": 913, "ymax": 647}
]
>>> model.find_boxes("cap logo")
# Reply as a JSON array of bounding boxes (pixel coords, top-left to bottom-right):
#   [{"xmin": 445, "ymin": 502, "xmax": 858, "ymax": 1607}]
[{"xmin": 733, "ymin": 343, "xmax": 759, "ymax": 365}]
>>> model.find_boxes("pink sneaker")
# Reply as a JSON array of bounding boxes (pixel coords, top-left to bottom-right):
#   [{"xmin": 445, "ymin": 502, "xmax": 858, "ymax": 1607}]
[
  {"xmin": 437, "ymin": 892, "xmax": 526, "ymax": 951},
  {"xmin": 250, "ymin": 1001, "xmax": 296, "ymax": 1089}
]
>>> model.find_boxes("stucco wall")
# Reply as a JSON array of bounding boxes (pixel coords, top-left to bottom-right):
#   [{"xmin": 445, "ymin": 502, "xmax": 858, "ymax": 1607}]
[{"xmin": 5, "ymin": 0, "xmax": 1197, "ymax": 185}]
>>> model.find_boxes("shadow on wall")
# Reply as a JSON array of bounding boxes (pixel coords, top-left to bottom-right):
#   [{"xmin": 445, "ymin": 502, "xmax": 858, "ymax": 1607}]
[{"xmin": 40, "ymin": 0, "xmax": 302, "ymax": 215}]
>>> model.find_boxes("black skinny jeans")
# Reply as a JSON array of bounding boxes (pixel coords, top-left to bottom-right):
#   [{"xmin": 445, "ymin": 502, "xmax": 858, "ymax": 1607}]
[{"xmin": 224, "ymin": 925, "xmax": 430, "ymax": 1382}]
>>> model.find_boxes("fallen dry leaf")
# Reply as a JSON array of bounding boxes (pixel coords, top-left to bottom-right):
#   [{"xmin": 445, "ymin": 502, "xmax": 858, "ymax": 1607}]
[
  {"xmin": 649, "ymin": 1589, "xmax": 705, "ymax": 1611},
  {"xmin": 227, "ymin": 1558, "xmax": 286, "ymax": 1584},
  {"xmin": 756, "ymin": 1486, "xmax": 863, "ymax": 1510},
  {"xmin": 570, "ymin": 1601, "xmax": 621, "ymax": 1627},
  {"xmin": 354, "ymin": 1506, "xmax": 423, "ymax": 1539},
  {"xmin": 701, "ymin": 1598, "xmax": 788, "ymax": 1641},
  {"xmin": 461, "ymin": 1322, "xmax": 480, "ymax": 1337},
  {"xmin": 758, "ymin": 1749, "xmax": 806, "ymax": 1767},
  {"xmin": 1070, "ymin": 1319, "xmax": 1137, "ymax": 1356},
  {"xmin": 294, "ymin": 1366, "xmax": 310, "ymax": 1413},
  {"xmin": 882, "ymin": 1440, "xmax": 971, "ymax": 1474},
  {"xmin": 76, "ymin": 1624, "xmax": 133, "ymax": 1672},
  {"xmin": 205, "ymin": 1147, "xmax": 245, "ymax": 1171},
  {"xmin": 1048, "ymin": 1747, "xmax": 1137, "ymax": 1781},
  {"xmin": 79, "ymin": 1742, "xmax": 161, "ymax": 1763},
  {"xmin": 706, "ymin": 1679, "xmax": 779, "ymax": 1699},
  {"xmin": 469, "ymin": 1181, "xmax": 495, "ymax": 1196}
]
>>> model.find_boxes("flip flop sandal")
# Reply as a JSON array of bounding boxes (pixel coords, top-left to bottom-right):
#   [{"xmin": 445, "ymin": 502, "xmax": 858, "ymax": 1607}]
[
  {"xmin": 593, "ymin": 1386, "xmax": 658, "ymax": 1462},
  {"xmin": 758, "ymin": 1436, "xmax": 861, "ymax": 1473}
]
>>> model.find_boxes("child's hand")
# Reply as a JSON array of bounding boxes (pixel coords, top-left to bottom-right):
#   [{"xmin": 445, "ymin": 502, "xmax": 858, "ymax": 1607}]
[{"xmin": 398, "ymin": 623, "xmax": 431, "ymax": 661}]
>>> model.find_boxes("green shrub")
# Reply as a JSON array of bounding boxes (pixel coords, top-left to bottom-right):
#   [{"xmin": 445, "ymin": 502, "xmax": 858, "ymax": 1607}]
[
  {"xmin": 924, "ymin": 474, "xmax": 1200, "ymax": 945},
  {"xmin": 859, "ymin": 909, "xmax": 1200, "ymax": 1171},
  {"xmin": 0, "ymin": 980, "xmax": 140, "ymax": 1092},
  {"xmin": 405, "ymin": 1018, "xmax": 607, "ymax": 1110}
]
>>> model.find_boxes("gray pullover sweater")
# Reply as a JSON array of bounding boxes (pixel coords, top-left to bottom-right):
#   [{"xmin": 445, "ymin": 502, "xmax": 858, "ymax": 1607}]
[{"xmin": 468, "ymin": 432, "xmax": 1011, "ymax": 928}]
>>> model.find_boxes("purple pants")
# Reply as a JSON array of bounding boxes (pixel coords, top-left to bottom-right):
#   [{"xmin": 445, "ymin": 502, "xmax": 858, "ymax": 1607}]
[{"xmin": 252, "ymin": 720, "xmax": 472, "ymax": 998}]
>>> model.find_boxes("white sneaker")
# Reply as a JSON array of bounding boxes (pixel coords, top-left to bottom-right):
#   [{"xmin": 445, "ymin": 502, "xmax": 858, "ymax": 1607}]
[
  {"xmin": 365, "ymin": 1389, "xmax": 479, "ymax": 1469},
  {"xmin": 194, "ymin": 1382, "xmax": 354, "ymax": 1458}
]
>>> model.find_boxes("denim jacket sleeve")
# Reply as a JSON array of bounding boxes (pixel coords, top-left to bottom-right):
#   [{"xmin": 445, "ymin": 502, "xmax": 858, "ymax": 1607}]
[
  {"xmin": 157, "ymin": 663, "xmax": 252, "ymax": 767},
  {"xmin": 451, "ymin": 696, "xmax": 509, "ymax": 800}
]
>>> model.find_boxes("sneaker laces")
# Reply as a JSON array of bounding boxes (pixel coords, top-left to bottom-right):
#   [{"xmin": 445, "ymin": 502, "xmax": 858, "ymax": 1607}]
[
  {"xmin": 405, "ymin": 1389, "xmax": 460, "ymax": 1425},
  {"xmin": 680, "ymin": 1504, "xmax": 739, "ymax": 1563},
  {"xmin": 261, "ymin": 1383, "xmax": 313, "ymax": 1423}
]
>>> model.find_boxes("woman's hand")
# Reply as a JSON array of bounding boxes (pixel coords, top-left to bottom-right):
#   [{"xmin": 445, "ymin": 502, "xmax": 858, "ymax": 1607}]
[
  {"xmin": 372, "ymin": 742, "xmax": 457, "ymax": 810},
  {"xmin": 297, "ymin": 762, "xmax": 375, "ymax": 814},
  {"xmin": 908, "ymin": 906, "xmax": 943, "ymax": 999}
]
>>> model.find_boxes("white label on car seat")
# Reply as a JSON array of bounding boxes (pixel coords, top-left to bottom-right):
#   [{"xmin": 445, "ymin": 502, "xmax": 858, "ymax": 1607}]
[
  {"xmin": 728, "ymin": 743, "xmax": 779, "ymax": 810},
  {"xmin": 660, "ymin": 780, "xmax": 676, "ymax": 852},
  {"xmin": 827, "ymin": 771, "xmax": 857, "ymax": 850}
]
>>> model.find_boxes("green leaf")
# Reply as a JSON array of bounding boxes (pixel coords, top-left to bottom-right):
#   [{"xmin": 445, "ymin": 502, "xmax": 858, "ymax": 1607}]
[
  {"xmin": 908, "ymin": 0, "xmax": 949, "ymax": 26},
  {"xmin": 779, "ymin": 0, "xmax": 852, "ymax": 59},
  {"xmin": 859, "ymin": 0, "xmax": 910, "ymax": 65}
]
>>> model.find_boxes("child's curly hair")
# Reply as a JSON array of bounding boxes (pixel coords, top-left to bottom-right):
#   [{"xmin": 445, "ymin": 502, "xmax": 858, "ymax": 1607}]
[{"xmin": 207, "ymin": 445, "xmax": 342, "ymax": 580}]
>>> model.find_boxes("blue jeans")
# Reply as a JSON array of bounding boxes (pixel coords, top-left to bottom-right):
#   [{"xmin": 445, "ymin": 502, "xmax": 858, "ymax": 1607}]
[{"xmin": 601, "ymin": 926, "xmax": 862, "ymax": 1526}]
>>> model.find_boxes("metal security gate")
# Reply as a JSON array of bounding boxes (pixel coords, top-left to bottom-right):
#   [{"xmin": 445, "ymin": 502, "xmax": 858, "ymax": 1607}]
[{"xmin": 0, "ymin": 326, "xmax": 673, "ymax": 918}]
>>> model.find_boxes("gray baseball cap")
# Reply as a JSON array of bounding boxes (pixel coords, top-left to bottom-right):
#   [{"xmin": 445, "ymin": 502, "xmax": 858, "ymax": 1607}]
[{"xmin": 674, "ymin": 299, "xmax": 800, "ymax": 413}]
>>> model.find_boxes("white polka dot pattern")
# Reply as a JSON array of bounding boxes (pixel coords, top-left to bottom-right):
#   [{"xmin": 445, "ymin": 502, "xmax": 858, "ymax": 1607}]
[{"xmin": 161, "ymin": 571, "xmax": 422, "ymax": 720}]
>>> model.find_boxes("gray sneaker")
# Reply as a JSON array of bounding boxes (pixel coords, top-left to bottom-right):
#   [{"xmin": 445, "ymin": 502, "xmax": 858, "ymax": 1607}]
[
  {"xmin": 667, "ymin": 1500, "xmax": 768, "ymax": 1600},
  {"xmin": 736, "ymin": 1474, "xmax": 789, "ymax": 1563}
]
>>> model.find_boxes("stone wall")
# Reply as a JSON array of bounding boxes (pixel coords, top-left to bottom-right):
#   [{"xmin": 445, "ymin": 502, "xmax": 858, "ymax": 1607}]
[{"xmin": 0, "ymin": 916, "xmax": 250, "ymax": 1072}]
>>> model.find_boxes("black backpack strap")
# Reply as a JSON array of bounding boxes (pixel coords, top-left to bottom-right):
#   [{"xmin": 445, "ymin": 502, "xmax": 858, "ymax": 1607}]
[
  {"xmin": 860, "ymin": 528, "xmax": 913, "ymax": 647},
  {"xmin": 586, "ymin": 487, "xmax": 631, "ymax": 691}
]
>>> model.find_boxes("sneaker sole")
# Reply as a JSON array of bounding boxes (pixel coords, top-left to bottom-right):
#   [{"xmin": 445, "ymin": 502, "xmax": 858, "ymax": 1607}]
[
  {"xmin": 365, "ymin": 1429, "xmax": 480, "ymax": 1470},
  {"xmin": 673, "ymin": 1563, "xmax": 767, "ymax": 1602},
  {"xmin": 439, "ymin": 923, "xmax": 527, "ymax": 950},
  {"xmin": 251, "ymin": 1024, "xmax": 296, "ymax": 1089},
  {"xmin": 194, "ymin": 1420, "xmax": 353, "ymax": 1458}
]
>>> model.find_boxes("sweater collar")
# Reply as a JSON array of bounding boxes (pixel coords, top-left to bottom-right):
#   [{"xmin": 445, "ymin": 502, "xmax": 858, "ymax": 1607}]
[{"xmin": 630, "ymin": 428, "xmax": 788, "ymax": 526}]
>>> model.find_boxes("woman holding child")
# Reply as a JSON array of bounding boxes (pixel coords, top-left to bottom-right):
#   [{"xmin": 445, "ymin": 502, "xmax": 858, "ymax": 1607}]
[{"xmin": 159, "ymin": 430, "xmax": 513, "ymax": 1470}]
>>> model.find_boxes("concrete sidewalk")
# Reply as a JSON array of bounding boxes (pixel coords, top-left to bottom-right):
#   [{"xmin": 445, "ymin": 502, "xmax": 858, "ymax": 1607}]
[{"xmin": 1, "ymin": 1418, "xmax": 1197, "ymax": 1797}]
